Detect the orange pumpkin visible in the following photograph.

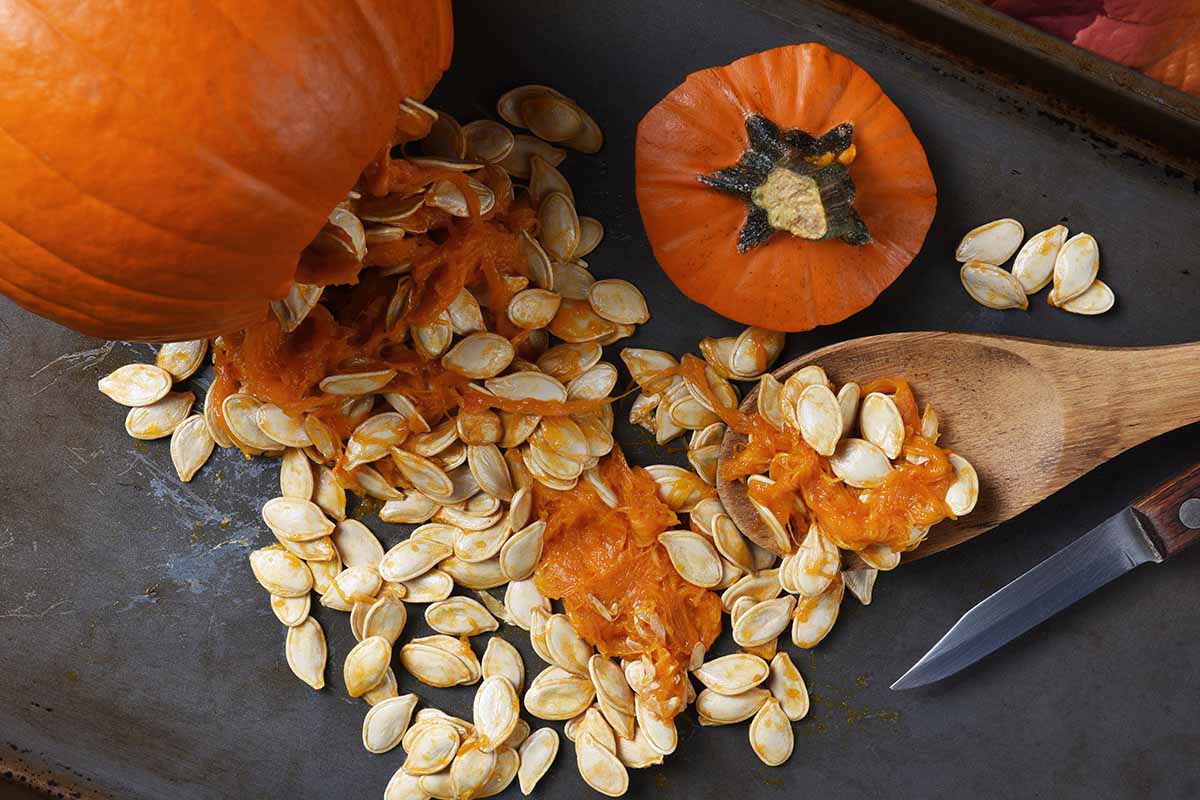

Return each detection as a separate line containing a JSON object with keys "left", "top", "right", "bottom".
{"left": 636, "top": 44, "right": 936, "bottom": 332}
{"left": 0, "top": 0, "right": 453, "bottom": 342}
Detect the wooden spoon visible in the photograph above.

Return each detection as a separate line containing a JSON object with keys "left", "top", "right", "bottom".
{"left": 716, "top": 332, "right": 1200, "bottom": 563}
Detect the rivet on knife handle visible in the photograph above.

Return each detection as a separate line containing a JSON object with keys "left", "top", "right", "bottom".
{"left": 1132, "top": 462, "right": 1200, "bottom": 558}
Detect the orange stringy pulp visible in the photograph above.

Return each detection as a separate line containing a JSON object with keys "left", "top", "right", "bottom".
{"left": 532, "top": 447, "right": 722, "bottom": 715}
{"left": 678, "top": 355, "right": 958, "bottom": 552}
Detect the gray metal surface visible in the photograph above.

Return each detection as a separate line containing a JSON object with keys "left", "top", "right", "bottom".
{"left": 2, "top": 0, "right": 1200, "bottom": 798}
{"left": 892, "top": 508, "right": 1162, "bottom": 690}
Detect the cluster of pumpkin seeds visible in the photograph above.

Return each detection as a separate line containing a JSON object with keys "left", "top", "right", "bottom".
{"left": 93, "top": 85, "right": 980, "bottom": 799}
{"left": 957, "top": 219, "right": 1113, "bottom": 315}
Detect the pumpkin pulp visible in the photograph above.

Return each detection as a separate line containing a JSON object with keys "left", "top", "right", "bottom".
{"left": 699, "top": 115, "right": 869, "bottom": 252}
{"left": 532, "top": 446, "right": 722, "bottom": 718}
{"left": 677, "top": 355, "right": 957, "bottom": 553}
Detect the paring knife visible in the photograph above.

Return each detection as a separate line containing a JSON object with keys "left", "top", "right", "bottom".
{"left": 892, "top": 462, "right": 1200, "bottom": 690}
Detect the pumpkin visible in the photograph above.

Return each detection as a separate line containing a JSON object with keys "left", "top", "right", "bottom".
{"left": 0, "top": 0, "right": 454, "bottom": 342}
{"left": 635, "top": 44, "right": 937, "bottom": 332}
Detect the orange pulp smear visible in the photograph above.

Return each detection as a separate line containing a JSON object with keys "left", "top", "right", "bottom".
{"left": 532, "top": 446, "right": 722, "bottom": 717}
{"left": 678, "top": 355, "right": 957, "bottom": 552}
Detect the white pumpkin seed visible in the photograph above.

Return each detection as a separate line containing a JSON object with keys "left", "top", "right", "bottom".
{"left": 262, "top": 496, "right": 335, "bottom": 543}
{"left": 363, "top": 595, "right": 408, "bottom": 644}
{"left": 223, "top": 394, "right": 284, "bottom": 452}
{"left": 757, "top": 374, "right": 786, "bottom": 429}
{"left": 960, "top": 261, "right": 1029, "bottom": 310}
{"left": 255, "top": 404, "right": 312, "bottom": 448}
{"left": 730, "top": 327, "right": 785, "bottom": 378}
{"left": 791, "top": 574, "right": 844, "bottom": 648}
{"left": 481, "top": 637, "right": 526, "bottom": 695}
{"left": 538, "top": 191, "right": 580, "bottom": 261}
{"left": 169, "top": 415, "right": 214, "bottom": 482}
{"left": 507, "top": 288, "right": 562, "bottom": 330}
{"left": 733, "top": 596, "right": 797, "bottom": 648}
{"left": 694, "top": 653, "right": 769, "bottom": 696}
{"left": 277, "top": 447, "right": 313, "bottom": 499}
{"left": 454, "top": 520, "right": 509, "bottom": 563}
{"left": 588, "top": 655, "right": 635, "bottom": 717}
{"left": 657, "top": 530, "right": 723, "bottom": 588}
{"left": 945, "top": 453, "right": 979, "bottom": 515}
{"left": 576, "top": 732, "right": 629, "bottom": 797}
{"left": 843, "top": 567, "right": 878, "bottom": 604}
{"left": 403, "top": 722, "right": 461, "bottom": 775}
{"left": 545, "top": 614, "right": 594, "bottom": 676}
{"left": 363, "top": 694, "right": 418, "bottom": 754}
{"left": 474, "top": 675, "right": 520, "bottom": 751}
{"left": 270, "top": 593, "right": 310, "bottom": 628}
{"left": 400, "top": 644, "right": 473, "bottom": 689}
{"left": 695, "top": 686, "right": 769, "bottom": 725}
{"left": 634, "top": 696, "right": 677, "bottom": 755}
{"left": 285, "top": 616, "right": 326, "bottom": 690}
{"left": 749, "top": 698, "right": 793, "bottom": 766}
{"left": 794, "top": 521, "right": 840, "bottom": 597}
{"left": 391, "top": 449, "right": 454, "bottom": 500}
{"left": 517, "top": 727, "right": 559, "bottom": 795}
{"left": 524, "top": 666, "right": 595, "bottom": 720}
{"left": 504, "top": 579, "right": 550, "bottom": 630}
{"left": 320, "top": 566, "right": 382, "bottom": 612}
{"left": 768, "top": 652, "right": 809, "bottom": 721}
{"left": 955, "top": 218, "right": 1024, "bottom": 264}
{"left": 249, "top": 547, "right": 312, "bottom": 597}
{"left": 380, "top": 538, "right": 454, "bottom": 583}
{"left": 837, "top": 381, "right": 861, "bottom": 438}
{"left": 98, "top": 363, "right": 172, "bottom": 407}
{"left": 425, "top": 596, "right": 499, "bottom": 636}
{"left": 797, "top": 383, "right": 843, "bottom": 456}
{"left": 397, "top": 569, "right": 453, "bottom": 603}
{"left": 1049, "top": 232, "right": 1100, "bottom": 306}
{"left": 1060, "top": 279, "right": 1114, "bottom": 315}
{"left": 576, "top": 217, "right": 604, "bottom": 257}
{"left": 124, "top": 391, "right": 194, "bottom": 440}
{"left": 442, "top": 333, "right": 516, "bottom": 380}
{"left": 318, "top": 369, "right": 395, "bottom": 395}
{"left": 499, "top": 520, "right": 546, "bottom": 582}
{"left": 484, "top": 747, "right": 520, "bottom": 798}
{"left": 1012, "top": 224, "right": 1068, "bottom": 293}
{"left": 829, "top": 438, "right": 892, "bottom": 488}
{"left": 859, "top": 543, "right": 902, "bottom": 571}
{"left": 521, "top": 94, "right": 583, "bottom": 142}
{"left": 381, "top": 492, "right": 440, "bottom": 524}
{"left": 587, "top": 279, "right": 649, "bottom": 325}
{"left": 331, "top": 519, "right": 384, "bottom": 569}
{"left": 860, "top": 392, "right": 904, "bottom": 459}
{"left": 155, "top": 339, "right": 207, "bottom": 381}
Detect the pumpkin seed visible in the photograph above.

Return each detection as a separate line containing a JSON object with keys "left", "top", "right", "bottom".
{"left": 578, "top": 706, "right": 617, "bottom": 754}
{"left": 1060, "top": 279, "right": 1114, "bottom": 315}
{"left": 565, "top": 363, "right": 618, "bottom": 402}
{"left": 829, "top": 438, "right": 892, "bottom": 488}
{"left": 525, "top": 666, "right": 595, "bottom": 720}
{"left": 330, "top": 519, "right": 384, "bottom": 569}
{"left": 751, "top": 374, "right": 784, "bottom": 429}
{"left": 270, "top": 592, "right": 310, "bottom": 628}
{"left": 644, "top": 464, "right": 711, "bottom": 513}
{"left": 261, "top": 496, "right": 334, "bottom": 543}
{"left": 412, "top": 523, "right": 463, "bottom": 548}
{"left": 544, "top": 614, "right": 594, "bottom": 677}
{"left": 442, "top": 555, "right": 508, "bottom": 590}
{"left": 500, "top": 134, "right": 566, "bottom": 180}
{"left": 411, "top": 312, "right": 454, "bottom": 361}
{"left": 520, "top": 94, "right": 583, "bottom": 142}
{"left": 794, "top": 521, "right": 840, "bottom": 597}
{"left": 733, "top": 595, "right": 797, "bottom": 648}
{"left": 441, "top": 333, "right": 515, "bottom": 380}
{"left": 274, "top": 531, "right": 335, "bottom": 562}
{"left": 285, "top": 617, "right": 326, "bottom": 690}
{"left": 425, "top": 597, "right": 499, "bottom": 637}
{"left": 455, "top": 409, "right": 502, "bottom": 447}
{"left": 363, "top": 595, "right": 408, "bottom": 644}
{"left": 222, "top": 394, "right": 284, "bottom": 452}
{"left": 249, "top": 547, "right": 312, "bottom": 597}
{"left": 748, "top": 486, "right": 792, "bottom": 554}
{"left": 528, "top": 154, "right": 575, "bottom": 207}
{"left": 574, "top": 731, "right": 628, "bottom": 797}
{"left": 271, "top": 281, "right": 324, "bottom": 332}
{"left": 152, "top": 340, "right": 206, "bottom": 382}
{"left": 586, "top": 279, "right": 649, "bottom": 326}
{"left": 320, "top": 566, "right": 382, "bottom": 612}
{"left": 858, "top": 392, "right": 904, "bottom": 459}
{"left": 549, "top": 262, "right": 595, "bottom": 301}
{"left": 563, "top": 103, "right": 603, "bottom": 154}
{"left": 955, "top": 218, "right": 1024, "bottom": 265}
{"left": 403, "top": 722, "right": 461, "bottom": 776}
{"left": 379, "top": 538, "right": 454, "bottom": 583}
{"left": 960, "top": 261, "right": 1029, "bottom": 310}
{"left": 302, "top": 414, "right": 337, "bottom": 460}
{"left": 276, "top": 447, "right": 312, "bottom": 500}
{"left": 843, "top": 567, "right": 878, "bottom": 605}
{"left": 479, "top": 637, "right": 525, "bottom": 696}
{"left": 859, "top": 543, "right": 901, "bottom": 571}
{"left": 449, "top": 745, "right": 498, "bottom": 800}
{"left": 1049, "top": 232, "right": 1100, "bottom": 306}
{"left": 486, "top": 371, "right": 567, "bottom": 403}
{"left": 517, "top": 727, "right": 559, "bottom": 795}
{"left": 749, "top": 698, "right": 793, "bottom": 766}
{"left": 362, "top": 694, "right": 419, "bottom": 755}
{"left": 122, "top": 390, "right": 193, "bottom": 440}
{"left": 792, "top": 573, "right": 844, "bottom": 648}
{"left": 401, "top": 644, "right": 475, "bottom": 689}
{"left": 835, "top": 381, "right": 861, "bottom": 438}
{"left": 473, "top": 675, "right": 520, "bottom": 752}
{"left": 381, "top": 492, "right": 439, "bottom": 524}
{"left": 693, "top": 653, "right": 769, "bottom": 696}
{"left": 419, "top": 109, "right": 466, "bottom": 158}
{"left": 306, "top": 551, "right": 341, "bottom": 594}
{"left": 453, "top": 519, "right": 508, "bottom": 562}
{"left": 462, "top": 119, "right": 515, "bottom": 163}
{"left": 615, "top": 728, "right": 663, "bottom": 769}
{"left": 467, "top": 443, "right": 513, "bottom": 503}
{"left": 342, "top": 413, "right": 405, "bottom": 468}
{"left": 537, "top": 191, "right": 580, "bottom": 261}
{"left": 1012, "top": 224, "right": 1068, "bottom": 293}
{"left": 200, "top": 382, "right": 234, "bottom": 449}
{"left": 169, "top": 415, "right": 214, "bottom": 482}
{"left": 796, "top": 383, "right": 843, "bottom": 456}
{"left": 504, "top": 579, "right": 550, "bottom": 630}
{"left": 657, "top": 530, "right": 722, "bottom": 588}
{"left": 390, "top": 449, "right": 454, "bottom": 500}
{"left": 507, "top": 288, "right": 562, "bottom": 330}
{"left": 633, "top": 696, "right": 677, "bottom": 755}
{"left": 498, "top": 520, "right": 546, "bottom": 582}
{"left": 98, "top": 363, "right": 172, "bottom": 407}
{"left": 318, "top": 369, "right": 395, "bottom": 395}
{"left": 945, "top": 453, "right": 979, "bottom": 515}
{"left": 400, "top": 569, "right": 455, "bottom": 603}
{"left": 253, "top": 405, "right": 310, "bottom": 449}
{"left": 730, "top": 327, "right": 785, "bottom": 378}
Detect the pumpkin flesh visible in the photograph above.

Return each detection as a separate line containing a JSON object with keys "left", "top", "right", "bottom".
{"left": 636, "top": 44, "right": 937, "bottom": 332}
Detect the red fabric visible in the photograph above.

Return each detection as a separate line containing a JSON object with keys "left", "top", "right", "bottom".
{"left": 984, "top": 0, "right": 1200, "bottom": 96}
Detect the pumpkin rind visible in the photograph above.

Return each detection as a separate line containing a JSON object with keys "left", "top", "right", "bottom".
{"left": 635, "top": 43, "right": 936, "bottom": 332}
{"left": 0, "top": 0, "right": 453, "bottom": 342}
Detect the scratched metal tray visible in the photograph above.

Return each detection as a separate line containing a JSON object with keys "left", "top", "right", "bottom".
{"left": 2, "top": 1, "right": 1199, "bottom": 798}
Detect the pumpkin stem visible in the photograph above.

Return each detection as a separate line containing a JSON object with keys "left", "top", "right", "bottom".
{"left": 699, "top": 115, "right": 870, "bottom": 252}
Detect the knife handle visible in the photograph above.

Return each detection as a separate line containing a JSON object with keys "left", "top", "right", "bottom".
{"left": 1132, "top": 462, "right": 1200, "bottom": 560}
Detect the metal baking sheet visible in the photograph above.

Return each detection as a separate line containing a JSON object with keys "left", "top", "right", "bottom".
{"left": 2, "top": 0, "right": 1199, "bottom": 797}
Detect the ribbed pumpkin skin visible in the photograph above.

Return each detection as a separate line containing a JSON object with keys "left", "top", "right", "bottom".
{"left": 0, "top": 0, "right": 453, "bottom": 342}
{"left": 636, "top": 44, "right": 936, "bottom": 332}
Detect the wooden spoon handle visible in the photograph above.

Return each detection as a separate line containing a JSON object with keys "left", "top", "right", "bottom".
{"left": 1132, "top": 462, "right": 1200, "bottom": 559}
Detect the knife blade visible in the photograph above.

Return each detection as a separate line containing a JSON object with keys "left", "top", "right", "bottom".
{"left": 892, "top": 463, "right": 1200, "bottom": 691}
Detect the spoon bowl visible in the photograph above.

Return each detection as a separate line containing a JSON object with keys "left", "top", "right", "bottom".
{"left": 716, "top": 332, "right": 1200, "bottom": 562}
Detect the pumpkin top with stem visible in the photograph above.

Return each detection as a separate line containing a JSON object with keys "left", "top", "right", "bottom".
{"left": 636, "top": 43, "right": 937, "bottom": 332}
